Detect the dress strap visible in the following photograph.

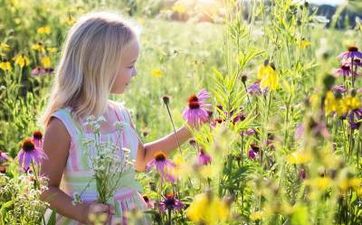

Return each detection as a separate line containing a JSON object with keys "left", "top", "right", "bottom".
{"left": 51, "top": 108, "right": 82, "bottom": 138}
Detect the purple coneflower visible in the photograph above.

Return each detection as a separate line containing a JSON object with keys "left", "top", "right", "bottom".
{"left": 240, "top": 128, "right": 256, "bottom": 137}
{"left": 332, "top": 85, "right": 347, "bottom": 94}
{"left": 197, "top": 149, "right": 212, "bottom": 165}
{"left": 143, "top": 195, "right": 155, "bottom": 209}
{"left": 146, "top": 152, "right": 176, "bottom": 183}
{"left": 353, "top": 58, "right": 362, "bottom": 67}
{"left": 32, "top": 130, "right": 43, "bottom": 149}
{"left": 334, "top": 64, "right": 351, "bottom": 77}
{"left": 31, "top": 67, "right": 54, "bottom": 76}
{"left": 299, "top": 168, "right": 307, "bottom": 180}
{"left": 247, "top": 81, "right": 263, "bottom": 96}
{"left": 0, "top": 150, "right": 9, "bottom": 164}
{"left": 182, "top": 89, "right": 210, "bottom": 126}
{"left": 348, "top": 108, "right": 362, "bottom": 130}
{"left": 232, "top": 112, "right": 246, "bottom": 124}
{"left": 294, "top": 124, "right": 304, "bottom": 140}
{"left": 338, "top": 46, "right": 362, "bottom": 60}
{"left": 248, "top": 144, "right": 259, "bottom": 160}
{"left": 17, "top": 138, "right": 47, "bottom": 171}
{"left": 159, "top": 193, "right": 184, "bottom": 212}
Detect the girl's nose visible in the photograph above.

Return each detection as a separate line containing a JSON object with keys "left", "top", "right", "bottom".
{"left": 132, "top": 68, "right": 137, "bottom": 77}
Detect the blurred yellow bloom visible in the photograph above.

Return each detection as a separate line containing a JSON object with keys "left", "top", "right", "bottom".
{"left": 170, "top": 154, "right": 190, "bottom": 178}
{"left": 41, "top": 56, "right": 51, "bottom": 68}
{"left": 186, "top": 192, "right": 230, "bottom": 225}
{"left": 137, "top": 18, "right": 145, "bottom": 25}
{"left": 305, "top": 177, "right": 332, "bottom": 190}
{"left": 342, "top": 95, "right": 361, "bottom": 111}
{"left": 250, "top": 211, "right": 264, "bottom": 221}
{"left": 257, "top": 63, "right": 279, "bottom": 90}
{"left": 64, "top": 16, "right": 76, "bottom": 26}
{"left": 0, "top": 43, "right": 10, "bottom": 52}
{"left": 0, "top": 61, "right": 12, "bottom": 72}
{"left": 31, "top": 43, "right": 45, "bottom": 52}
{"left": 37, "top": 26, "right": 51, "bottom": 35}
{"left": 298, "top": 39, "right": 311, "bottom": 49}
{"left": 286, "top": 151, "right": 312, "bottom": 164}
{"left": 47, "top": 47, "right": 57, "bottom": 53}
{"left": 325, "top": 92, "right": 361, "bottom": 116}
{"left": 13, "top": 54, "right": 30, "bottom": 68}
{"left": 339, "top": 177, "right": 362, "bottom": 191}
{"left": 172, "top": 3, "right": 186, "bottom": 14}
{"left": 151, "top": 68, "right": 163, "bottom": 78}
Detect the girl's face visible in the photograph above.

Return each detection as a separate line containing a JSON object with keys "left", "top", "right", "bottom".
{"left": 111, "top": 40, "right": 140, "bottom": 94}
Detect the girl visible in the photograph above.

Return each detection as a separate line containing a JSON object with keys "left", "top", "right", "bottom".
{"left": 40, "top": 12, "right": 192, "bottom": 224}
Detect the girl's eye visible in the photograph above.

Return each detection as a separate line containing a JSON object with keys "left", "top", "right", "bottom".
{"left": 128, "top": 65, "right": 134, "bottom": 69}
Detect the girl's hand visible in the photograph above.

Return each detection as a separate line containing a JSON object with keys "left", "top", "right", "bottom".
{"left": 81, "top": 202, "right": 115, "bottom": 224}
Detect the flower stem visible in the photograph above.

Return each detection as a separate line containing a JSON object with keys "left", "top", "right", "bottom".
{"left": 164, "top": 102, "right": 182, "bottom": 154}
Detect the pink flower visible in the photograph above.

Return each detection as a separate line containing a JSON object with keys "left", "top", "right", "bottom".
{"left": 338, "top": 46, "right": 362, "bottom": 60}
{"left": 197, "top": 149, "right": 212, "bottom": 165}
{"left": 248, "top": 144, "right": 259, "bottom": 160}
{"left": 17, "top": 138, "right": 47, "bottom": 171}
{"left": 32, "top": 130, "right": 43, "bottom": 149}
{"left": 0, "top": 150, "right": 9, "bottom": 164}
{"left": 182, "top": 89, "right": 211, "bottom": 126}
{"left": 146, "top": 152, "right": 176, "bottom": 183}
{"left": 31, "top": 67, "right": 54, "bottom": 77}
{"left": 159, "top": 193, "right": 184, "bottom": 212}
{"left": 334, "top": 64, "right": 352, "bottom": 77}
{"left": 143, "top": 195, "right": 155, "bottom": 209}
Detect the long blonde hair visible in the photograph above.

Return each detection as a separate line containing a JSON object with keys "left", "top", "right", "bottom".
{"left": 40, "top": 11, "right": 138, "bottom": 127}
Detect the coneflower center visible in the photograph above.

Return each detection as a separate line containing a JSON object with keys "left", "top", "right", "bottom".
{"left": 23, "top": 139, "right": 35, "bottom": 152}
{"left": 155, "top": 153, "right": 166, "bottom": 161}
{"left": 164, "top": 194, "right": 176, "bottom": 207}
{"left": 188, "top": 95, "right": 200, "bottom": 109}
{"left": 341, "top": 65, "right": 350, "bottom": 70}
{"left": 348, "top": 46, "right": 358, "bottom": 52}
{"left": 33, "top": 131, "right": 43, "bottom": 140}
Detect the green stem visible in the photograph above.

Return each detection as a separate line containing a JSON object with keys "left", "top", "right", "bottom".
{"left": 164, "top": 103, "right": 182, "bottom": 155}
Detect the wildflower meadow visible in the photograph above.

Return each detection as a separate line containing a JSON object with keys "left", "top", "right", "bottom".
{"left": 0, "top": 0, "right": 362, "bottom": 224}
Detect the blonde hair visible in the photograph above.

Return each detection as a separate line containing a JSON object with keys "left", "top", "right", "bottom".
{"left": 40, "top": 11, "right": 138, "bottom": 127}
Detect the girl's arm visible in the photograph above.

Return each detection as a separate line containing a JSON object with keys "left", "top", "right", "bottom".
{"left": 135, "top": 125, "right": 192, "bottom": 171}
{"left": 40, "top": 118, "right": 111, "bottom": 224}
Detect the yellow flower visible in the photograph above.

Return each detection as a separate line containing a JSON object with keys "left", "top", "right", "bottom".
{"left": 298, "top": 39, "right": 311, "bottom": 49}
{"left": 305, "top": 177, "right": 332, "bottom": 191}
{"left": 41, "top": 56, "right": 51, "bottom": 68}
{"left": 13, "top": 54, "right": 30, "bottom": 68}
{"left": 342, "top": 95, "right": 361, "bottom": 111}
{"left": 64, "top": 16, "right": 76, "bottom": 26}
{"left": 324, "top": 91, "right": 338, "bottom": 115}
{"left": 47, "top": 47, "right": 57, "bottom": 53}
{"left": 250, "top": 211, "right": 264, "bottom": 221}
{"left": 257, "top": 63, "right": 279, "bottom": 91}
{"left": 0, "top": 43, "right": 10, "bottom": 52}
{"left": 37, "top": 26, "right": 51, "bottom": 35}
{"left": 151, "top": 68, "right": 163, "bottom": 78}
{"left": 0, "top": 61, "right": 12, "bottom": 72}
{"left": 31, "top": 43, "right": 45, "bottom": 52}
{"left": 286, "top": 151, "right": 312, "bottom": 164}
{"left": 172, "top": 3, "right": 187, "bottom": 14}
{"left": 186, "top": 192, "right": 230, "bottom": 225}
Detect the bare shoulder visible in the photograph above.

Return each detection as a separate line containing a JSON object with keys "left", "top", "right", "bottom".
{"left": 43, "top": 117, "right": 71, "bottom": 153}
{"left": 41, "top": 117, "right": 71, "bottom": 186}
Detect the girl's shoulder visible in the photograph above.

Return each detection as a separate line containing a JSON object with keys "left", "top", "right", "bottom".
{"left": 50, "top": 107, "right": 79, "bottom": 138}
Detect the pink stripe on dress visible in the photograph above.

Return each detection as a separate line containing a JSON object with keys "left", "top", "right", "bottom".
{"left": 69, "top": 141, "right": 80, "bottom": 172}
